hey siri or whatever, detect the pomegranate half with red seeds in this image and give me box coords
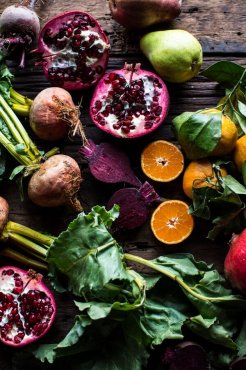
[36,11,110,90]
[0,266,56,347]
[89,63,170,138]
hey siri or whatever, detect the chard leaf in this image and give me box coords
[201,61,246,86]
[173,110,222,159]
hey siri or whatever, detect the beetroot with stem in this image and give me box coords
[107,181,160,229]
[28,154,83,211]
[0,0,43,68]
[79,139,141,186]
[0,92,83,211]
[90,63,170,138]
[0,266,56,347]
[35,10,110,90]
[29,87,86,142]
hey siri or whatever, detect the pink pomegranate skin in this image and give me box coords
[0,266,56,347]
[90,63,170,139]
[224,230,246,294]
[109,0,182,29]
[36,11,110,90]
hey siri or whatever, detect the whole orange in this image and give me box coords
[182,159,228,199]
[233,135,246,172]
[202,108,238,157]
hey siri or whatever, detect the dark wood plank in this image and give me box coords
[0,0,245,54]
[0,0,245,369]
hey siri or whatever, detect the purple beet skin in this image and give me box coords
[107,181,160,230]
[80,140,141,187]
[163,341,208,370]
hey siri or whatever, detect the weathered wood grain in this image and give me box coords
[0,0,245,53]
[0,0,245,369]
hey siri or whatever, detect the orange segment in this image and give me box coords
[141,140,184,182]
[151,200,194,244]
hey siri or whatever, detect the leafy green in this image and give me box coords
[0,56,14,104]
[201,60,246,135]
[23,206,246,370]
[47,205,146,309]
[173,110,222,159]
[191,166,246,239]
[201,61,246,86]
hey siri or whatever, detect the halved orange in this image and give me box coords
[141,140,184,182]
[151,200,194,244]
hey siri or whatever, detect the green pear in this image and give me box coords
[140,29,203,83]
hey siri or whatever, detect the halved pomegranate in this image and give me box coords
[0,266,56,347]
[36,11,110,90]
[89,63,170,138]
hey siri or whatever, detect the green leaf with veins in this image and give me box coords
[30,206,246,370]
[173,110,222,159]
[47,205,146,307]
[201,61,246,86]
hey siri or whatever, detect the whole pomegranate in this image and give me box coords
[36,11,110,90]
[108,0,182,29]
[89,63,170,138]
[224,229,246,295]
[0,266,56,347]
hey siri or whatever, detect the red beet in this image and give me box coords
[230,357,246,370]
[224,229,246,294]
[163,341,208,370]
[80,139,141,186]
[29,87,85,141]
[107,181,160,229]
[28,154,83,211]
[0,1,42,67]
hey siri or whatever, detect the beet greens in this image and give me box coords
[0,202,246,368]
[9,205,244,370]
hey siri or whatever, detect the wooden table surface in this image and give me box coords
[0,0,246,369]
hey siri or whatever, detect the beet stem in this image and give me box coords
[10,88,33,107]
[0,247,47,270]
[44,147,60,159]
[124,253,244,302]
[0,95,40,162]
[5,221,54,247]
[3,232,47,259]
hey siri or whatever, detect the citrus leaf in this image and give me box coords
[201,61,246,86]
[173,111,222,159]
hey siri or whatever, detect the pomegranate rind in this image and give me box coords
[37,11,110,91]
[89,64,170,139]
[0,266,56,347]
[224,230,246,294]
